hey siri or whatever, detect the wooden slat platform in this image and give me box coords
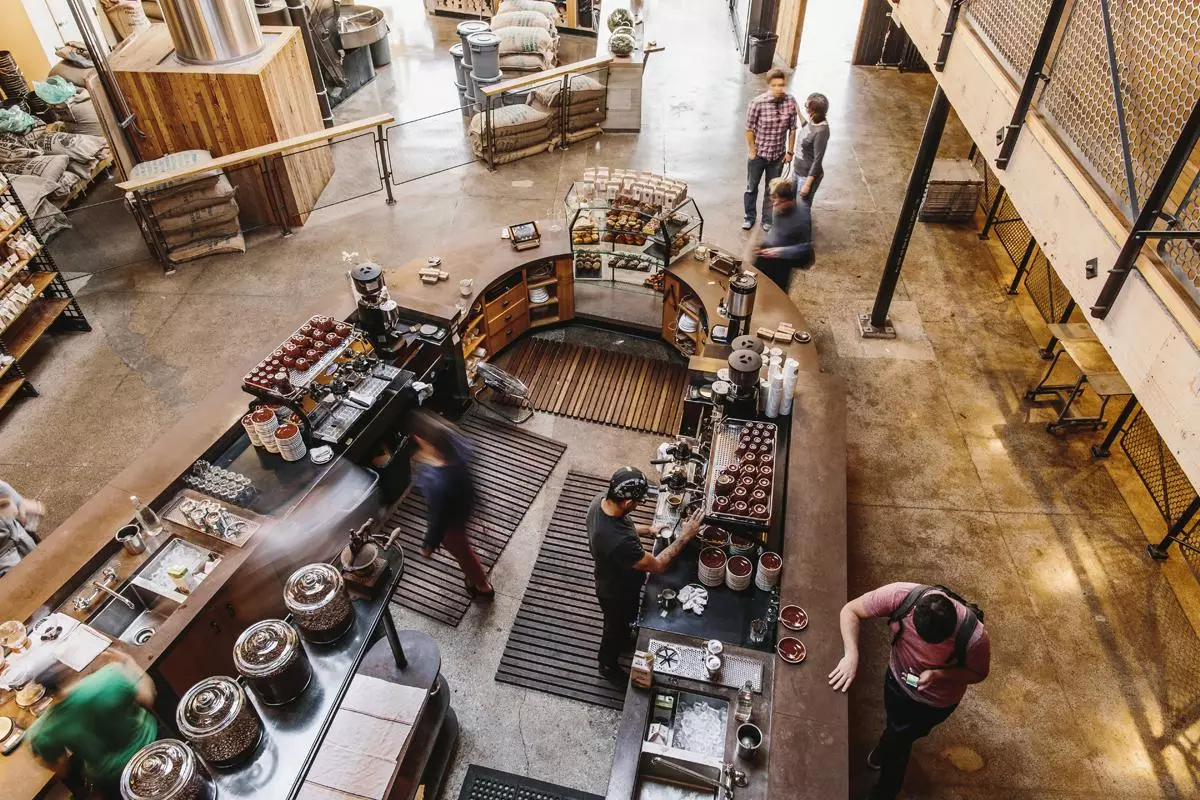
[495,471,655,710]
[388,413,566,626]
[504,339,688,436]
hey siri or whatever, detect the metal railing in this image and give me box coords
[1121,408,1200,564]
[956,0,1200,318]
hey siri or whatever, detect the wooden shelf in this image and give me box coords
[0,215,27,246]
[0,271,57,334]
[0,375,25,409]
[526,276,558,290]
[529,297,559,308]
[530,316,561,328]
[0,243,44,291]
[2,296,72,359]
[462,332,487,356]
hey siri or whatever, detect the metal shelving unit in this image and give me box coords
[0,178,91,409]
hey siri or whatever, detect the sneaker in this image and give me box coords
[866,747,882,770]
[762,222,773,233]
[741,219,754,230]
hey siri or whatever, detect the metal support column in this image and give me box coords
[934,0,966,71]
[381,607,409,668]
[1147,496,1200,561]
[859,86,950,339]
[1091,395,1137,458]
[1007,237,1037,294]
[1091,98,1200,319]
[978,185,1007,240]
[286,0,334,128]
[1038,299,1075,359]
[376,125,395,205]
[995,0,1067,169]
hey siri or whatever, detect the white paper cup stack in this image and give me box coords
[725,555,754,591]
[250,407,279,451]
[242,414,263,447]
[698,547,727,588]
[274,423,307,462]
[756,551,782,590]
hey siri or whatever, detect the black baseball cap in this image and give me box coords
[609,466,650,501]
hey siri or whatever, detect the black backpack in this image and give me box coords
[887,585,983,668]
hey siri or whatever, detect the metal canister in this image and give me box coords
[176,676,263,767]
[159,0,264,65]
[284,563,354,643]
[233,619,312,706]
[120,739,215,800]
[726,271,758,319]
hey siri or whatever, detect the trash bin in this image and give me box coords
[748,33,778,74]
[369,36,392,68]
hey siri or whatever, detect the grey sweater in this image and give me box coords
[795,121,830,179]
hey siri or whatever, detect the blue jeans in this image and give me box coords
[744,156,784,225]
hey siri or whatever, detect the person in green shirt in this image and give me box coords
[28,651,158,798]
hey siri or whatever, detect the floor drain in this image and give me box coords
[132,627,155,645]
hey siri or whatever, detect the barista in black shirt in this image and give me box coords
[588,467,701,684]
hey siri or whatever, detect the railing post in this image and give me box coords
[1147,496,1200,561]
[376,124,395,205]
[1091,98,1200,319]
[1091,395,1137,458]
[934,0,967,71]
[1007,237,1037,295]
[978,185,1006,240]
[995,0,1067,169]
[1038,298,1075,359]
[559,72,570,149]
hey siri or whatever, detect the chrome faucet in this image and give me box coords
[73,568,135,611]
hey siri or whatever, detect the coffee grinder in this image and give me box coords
[350,263,400,351]
[726,348,762,418]
[722,269,758,341]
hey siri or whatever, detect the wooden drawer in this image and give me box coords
[487,313,530,353]
[485,282,528,318]
[486,297,529,335]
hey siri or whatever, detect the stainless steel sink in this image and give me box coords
[89,584,180,646]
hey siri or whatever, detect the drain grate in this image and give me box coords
[458,765,602,800]
[647,638,764,692]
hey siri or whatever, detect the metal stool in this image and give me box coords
[1025,323,1131,435]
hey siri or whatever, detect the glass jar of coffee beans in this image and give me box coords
[176,676,263,767]
[120,739,215,800]
[283,563,354,643]
[233,619,312,706]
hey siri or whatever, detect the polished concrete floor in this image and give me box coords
[4,0,1200,798]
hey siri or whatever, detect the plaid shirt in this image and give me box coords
[745,92,798,161]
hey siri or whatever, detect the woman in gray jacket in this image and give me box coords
[795,93,830,204]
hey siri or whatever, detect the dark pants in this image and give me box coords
[597,593,639,670]
[440,523,490,590]
[870,671,958,800]
[755,252,812,289]
[744,156,784,225]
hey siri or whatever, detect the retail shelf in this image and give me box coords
[2,296,72,359]
[0,243,43,290]
[0,375,25,409]
[0,215,27,246]
[462,332,487,356]
[0,271,58,336]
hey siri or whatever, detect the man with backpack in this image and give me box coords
[828,583,990,800]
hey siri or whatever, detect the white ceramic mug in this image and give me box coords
[460,278,474,296]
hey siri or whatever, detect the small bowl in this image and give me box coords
[777,637,805,664]
[780,605,808,631]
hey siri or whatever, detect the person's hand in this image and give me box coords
[759,247,782,258]
[747,149,757,161]
[917,669,939,691]
[784,152,793,163]
[679,509,703,540]
[828,652,858,692]
[18,499,44,525]
[420,547,435,558]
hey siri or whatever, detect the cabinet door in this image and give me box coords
[662,271,681,341]
[555,257,575,320]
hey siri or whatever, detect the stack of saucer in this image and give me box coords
[725,555,753,591]
[249,407,279,452]
[529,286,551,305]
[678,314,698,334]
[756,551,782,590]
[698,547,727,588]
[242,414,263,447]
[274,423,307,462]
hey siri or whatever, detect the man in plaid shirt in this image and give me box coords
[744,68,798,231]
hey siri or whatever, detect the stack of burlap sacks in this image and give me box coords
[128,150,244,265]
[491,1,559,73]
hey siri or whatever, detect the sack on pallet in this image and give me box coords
[2,154,70,183]
[483,137,558,166]
[163,217,241,248]
[467,104,552,138]
[128,149,223,198]
[167,231,246,264]
[567,107,605,132]
[149,174,236,217]
[469,125,554,156]
[155,198,240,232]
[497,0,558,21]
[496,27,556,56]
[491,10,555,32]
[25,129,107,163]
[498,53,554,72]
[530,74,605,108]
[562,127,603,145]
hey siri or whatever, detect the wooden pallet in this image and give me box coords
[495,471,655,710]
[504,339,688,436]
[388,413,566,626]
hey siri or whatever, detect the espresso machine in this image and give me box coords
[350,263,400,350]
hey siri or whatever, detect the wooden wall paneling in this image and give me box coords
[775,0,809,69]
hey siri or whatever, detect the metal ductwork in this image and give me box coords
[159,0,265,64]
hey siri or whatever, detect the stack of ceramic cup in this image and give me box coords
[249,407,279,453]
[242,414,264,447]
[756,551,782,590]
[725,555,754,591]
[698,547,727,588]
[274,423,307,462]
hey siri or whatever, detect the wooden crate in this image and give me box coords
[110,26,334,228]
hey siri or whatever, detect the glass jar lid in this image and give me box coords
[176,676,244,738]
[284,563,345,613]
[233,619,299,677]
[120,739,198,800]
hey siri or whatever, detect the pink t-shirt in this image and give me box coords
[862,582,990,708]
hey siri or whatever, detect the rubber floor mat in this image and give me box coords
[457,765,603,800]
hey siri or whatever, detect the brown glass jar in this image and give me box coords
[233,619,312,706]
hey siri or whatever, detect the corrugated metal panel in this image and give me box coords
[852,0,928,71]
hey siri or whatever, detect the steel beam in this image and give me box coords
[995,0,1067,169]
[934,0,967,71]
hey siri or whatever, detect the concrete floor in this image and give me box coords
[3,0,1200,798]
